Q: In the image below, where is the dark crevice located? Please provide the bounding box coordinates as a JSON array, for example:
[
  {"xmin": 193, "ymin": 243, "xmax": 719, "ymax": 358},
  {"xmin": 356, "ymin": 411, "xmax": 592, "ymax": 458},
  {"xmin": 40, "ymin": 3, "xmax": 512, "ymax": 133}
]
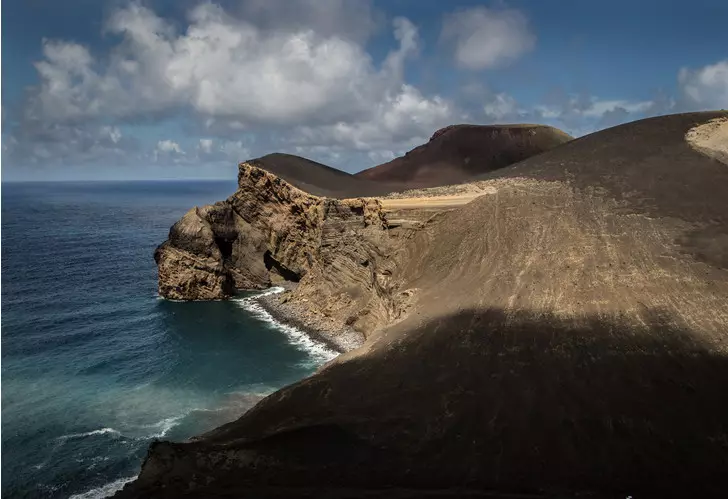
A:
[
  {"xmin": 215, "ymin": 237, "xmax": 234, "ymax": 259},
  {"xmin": 264, "ymin": 250, "xmax": 301, "ymax": 282}
]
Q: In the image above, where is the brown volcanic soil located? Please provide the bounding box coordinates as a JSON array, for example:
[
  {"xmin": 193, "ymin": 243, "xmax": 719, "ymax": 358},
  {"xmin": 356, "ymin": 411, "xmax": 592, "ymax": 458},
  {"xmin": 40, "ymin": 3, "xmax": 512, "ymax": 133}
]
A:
[
  {"xmin": 243, "ymin": 124, "xmax": 570, "ymax": 197},
  {"xmin": 355, "ymin": 124, "xmax": 572, "ymax": 188},
  {"xmin": 123, "ymin": 112, "xmax": 728, "ymax": 499},
  {"xmin": 247, "ymin": 153, "xmax": 399, "ymax": 198}
]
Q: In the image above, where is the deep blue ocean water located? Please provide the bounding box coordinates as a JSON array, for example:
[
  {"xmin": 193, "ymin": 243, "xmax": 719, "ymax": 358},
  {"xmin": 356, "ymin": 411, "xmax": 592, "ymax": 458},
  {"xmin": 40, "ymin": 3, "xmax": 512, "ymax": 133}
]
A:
[{"xmin": 1, "ymin": 181, "xmax": 335, "ymax": 498}]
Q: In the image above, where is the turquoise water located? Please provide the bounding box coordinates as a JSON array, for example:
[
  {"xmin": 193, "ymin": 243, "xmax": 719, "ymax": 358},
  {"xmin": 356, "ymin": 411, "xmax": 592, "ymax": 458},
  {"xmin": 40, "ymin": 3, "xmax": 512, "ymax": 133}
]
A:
[{"xmin": 1, "ymin": 181, "xmax": 335, "ymax": 498}]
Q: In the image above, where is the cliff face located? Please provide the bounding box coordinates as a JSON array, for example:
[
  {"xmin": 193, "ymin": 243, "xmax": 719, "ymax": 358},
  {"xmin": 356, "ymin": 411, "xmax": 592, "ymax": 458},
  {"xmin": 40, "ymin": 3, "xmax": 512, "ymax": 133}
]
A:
[{"xmin": 155, "ymin": 163, "xmax": 408, "ymax": 334}]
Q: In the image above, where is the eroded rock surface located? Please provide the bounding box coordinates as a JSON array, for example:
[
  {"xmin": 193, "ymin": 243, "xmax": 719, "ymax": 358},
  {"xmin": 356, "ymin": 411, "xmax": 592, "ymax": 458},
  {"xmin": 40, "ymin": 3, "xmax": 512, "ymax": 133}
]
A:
[{"xmin": 155, "ymin": 163, "xmax": 410, "ymax": 335}]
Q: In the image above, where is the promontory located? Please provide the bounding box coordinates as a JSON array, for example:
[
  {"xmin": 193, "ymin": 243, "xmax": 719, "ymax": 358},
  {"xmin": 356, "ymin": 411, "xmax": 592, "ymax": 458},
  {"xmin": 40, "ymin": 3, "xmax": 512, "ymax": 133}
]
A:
[{"xmin": 120, "ymin": 113, "xmax": 728, "ymax": 498}]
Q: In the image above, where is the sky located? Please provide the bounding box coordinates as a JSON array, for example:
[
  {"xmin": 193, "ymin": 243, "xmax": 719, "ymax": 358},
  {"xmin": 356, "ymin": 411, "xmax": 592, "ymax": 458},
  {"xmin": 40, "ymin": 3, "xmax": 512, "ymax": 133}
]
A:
[{"xmin": 1, "ymin": 0, "xmax": 727, "ymax": 181}]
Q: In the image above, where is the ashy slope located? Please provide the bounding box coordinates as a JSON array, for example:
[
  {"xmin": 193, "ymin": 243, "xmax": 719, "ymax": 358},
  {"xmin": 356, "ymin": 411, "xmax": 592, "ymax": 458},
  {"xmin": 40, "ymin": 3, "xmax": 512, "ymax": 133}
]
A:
[
  {"xmin": 129, "ymin": 112, "xmax": 728, "ymax": 498},
  {"xmin": 246, "ymin": 153, "xmax": 398, "ymax": 198},
  {"xmin": 355, "ymin": 124, "xmax": 572, "ymax": 188}
]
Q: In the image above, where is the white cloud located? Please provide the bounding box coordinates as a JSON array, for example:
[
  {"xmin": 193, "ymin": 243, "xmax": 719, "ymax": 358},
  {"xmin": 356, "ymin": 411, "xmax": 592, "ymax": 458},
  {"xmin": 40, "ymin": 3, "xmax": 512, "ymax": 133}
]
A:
[
  {"xmin": 14, "ymin": 2, "xmax": 725, "ymax": 176},
  {"xmin": 10, "ymin": 1, "xmax": 458, "ymax": 172},
  {"xmin": 237, "ymin": 0, "xmax": 381, "ymax": 44},
  {"xmin": 2, "ymin": 122, "xmax": 140, "ymax": 166},
  {"xmin": 218, "ymin": 140, "xmax": 250, "ymax": 162},
  {"xmin": 2, "ymin": 136, "xmax": 18, "ymax": 154},
  {"xmin": 101, "ymin": 126, "xmax": 122, "ymax": 144},
  {"xmin": 679, "ymin": 60, "xmax": 728, "ymax": 109},
  {"xmin": 198, "ymin": 138, "xmax": 214, "ymax": 154},
  {"xmin": 24, "ymin": 3, "xmax": 429, "ymax": 131},
  {"xmin": 290, "ymin": 84, "xmax": 458, "ymax": 152},
  {"xmin": 483, "ymin": 93, "xmax": 520, "ymax": 120},
  {"xmin": 581, "ymin": 99, "xmax": 653, "ymax": 118},
  {"xmin": 441, "ymin": 7, "xmax": 535, "ymax": 70},
  {"xmin": 195, "ymin": 138, "xmax": 252, "ymax": 163},
  {"xmin": 534, "ymin": 96, "xmax": 653, "ymax": 124},
  {"xmin": 156, "ymin": 140, "xmax": 184, "ymax": 154},
  {"xmin": 367, "ymin": 150, "xmax": 396, "ymax": 163},
  {"xmin": 154, "ymin": 139, "xmax": 186, "ymax": 162}
]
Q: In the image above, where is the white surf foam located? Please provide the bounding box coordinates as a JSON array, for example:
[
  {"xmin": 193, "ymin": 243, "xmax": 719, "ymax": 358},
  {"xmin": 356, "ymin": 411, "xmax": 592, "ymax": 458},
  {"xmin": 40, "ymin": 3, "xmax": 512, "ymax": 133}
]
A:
[
  {"xmin": 234, "ymin": 287, "xmax": 337, "ymax": 364},
  {"xmin": 141, "ymin": 414, "xmax": 185, "ymax": 439},
  {"xmin": 58, "ymin": 414, "xmax": 186, "ymax": 443},
  {"xmin": 57, "ymin": 428, "xmax": 121, "ymax": 441},
  {"xmin": 69, "ymin": 475, "xmax": 137, "ymax": 499}
]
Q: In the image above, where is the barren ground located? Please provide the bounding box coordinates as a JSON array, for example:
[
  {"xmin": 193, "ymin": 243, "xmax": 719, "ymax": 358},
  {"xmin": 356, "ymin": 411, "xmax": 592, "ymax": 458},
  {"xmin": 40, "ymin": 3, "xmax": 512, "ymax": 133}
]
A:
[{"xmin": 686, "ymin": 117, "xmax": 728, "ymax": 165}]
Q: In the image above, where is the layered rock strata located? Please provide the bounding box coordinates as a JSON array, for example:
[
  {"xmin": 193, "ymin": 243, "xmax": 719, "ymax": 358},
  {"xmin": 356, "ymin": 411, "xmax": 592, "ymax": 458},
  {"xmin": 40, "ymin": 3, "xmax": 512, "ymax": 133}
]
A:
[{"xmin": 155, "ymin": 163, "xmax": 412, "ymax": 335}]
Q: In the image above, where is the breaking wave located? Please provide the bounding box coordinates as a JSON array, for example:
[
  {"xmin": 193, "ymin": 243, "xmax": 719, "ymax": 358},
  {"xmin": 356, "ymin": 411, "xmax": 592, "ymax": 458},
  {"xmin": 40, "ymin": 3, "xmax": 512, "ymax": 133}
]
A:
[
  {"xmin": 69, "ymin": 475, "xmax": 137, "ymax": 499},
  {"xmin": 234, "ymin": 287, "xmax": 338, "ymax": 364}
]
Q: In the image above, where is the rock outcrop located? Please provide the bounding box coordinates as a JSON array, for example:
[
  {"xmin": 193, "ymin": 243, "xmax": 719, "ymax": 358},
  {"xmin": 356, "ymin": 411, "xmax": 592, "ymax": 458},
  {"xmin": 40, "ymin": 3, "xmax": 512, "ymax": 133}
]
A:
[
  {"xmin": 134, "ymin": 112, "xmax": 728, "ymax": 499},
  {"xmin": 155, "ymin": 163, "xmax": 409, "ymax": 334}
]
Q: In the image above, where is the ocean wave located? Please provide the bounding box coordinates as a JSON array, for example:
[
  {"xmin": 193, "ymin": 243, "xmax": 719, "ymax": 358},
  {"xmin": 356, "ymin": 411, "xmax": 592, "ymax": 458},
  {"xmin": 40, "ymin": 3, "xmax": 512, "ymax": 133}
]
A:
[
  {"xmin": 57, "ymin": 428, "xmax": 121, "ymax": 441},
  {"xmin": 137, "ymin": 414, "xmax": 186, "ymax": 439},
  {"xmin": 234, "ymin": 287, "xmax": 337, "ymax": 364},
  {"xmin": 155, "ymin": 294, "xmax": 186, "ymax": 303},
  {"xmin": 57, "ymin": 414, "xmax": 184, "ymax": 443},
  {"xmin": 68, "ymin": 475, "xmax": 137, "ymax": 499}
]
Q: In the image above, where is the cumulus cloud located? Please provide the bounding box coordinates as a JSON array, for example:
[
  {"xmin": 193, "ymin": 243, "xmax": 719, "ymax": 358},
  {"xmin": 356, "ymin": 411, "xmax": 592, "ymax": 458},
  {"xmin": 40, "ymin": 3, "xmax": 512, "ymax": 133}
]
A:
[
  {"xmin": 580, "ymin": 99, "xmax": 653, "ymax": 118},
  {"xmin": 6, "ymin": 1, "xmax": 460, "ymax": 171},
  {"xmin": 290, "ymin": 84, "xmax": 458, "ymax": 152},
  {"xmin": 198, "ymin": 138, "xmax": 214, "ymax": 154},
  {"xmin": 101, "ymin": 126, "xmax": 122, "ymax": 144},
  {"xmin": 10, "ymin": 0, "xmax": 725, "ymax": 176},
  {"xmin": 526, "ymin": 93, "xmax": 656, "ymax": 135},
  {"xmin": 153, "ymin": 139, "xmax": 186, "ymax": 163},
  {"xmin": 483, "ymin": 93, "xmax": 520, "ymax": 120},
  {"xmin": 441, "ymin": 7, "xmax": 535, "ymax": 70},
  {"xmin": 678, "ymin": 60, "xmax": 728, "ymax": 109},
  {"xmin": 236, "ymin": 0, "xmax": 381, "ymax": 44},
  {"xmin": 218, "ymin": 140, "xmax": 251, "ymax": 162},
  {"xmin": 3, "ymin": 121, "xmax": 139, "ymax": 166},
  {"xmin": 156, "ymin": 140, "xmax": 184, "ymax": 154},
  {"xmin": 196, "ymin": 138, "xmax": 252, "ymax": 164},
  {"xmin": 24, "ymin": 3, "xmax": 432, "ymax": 130}
]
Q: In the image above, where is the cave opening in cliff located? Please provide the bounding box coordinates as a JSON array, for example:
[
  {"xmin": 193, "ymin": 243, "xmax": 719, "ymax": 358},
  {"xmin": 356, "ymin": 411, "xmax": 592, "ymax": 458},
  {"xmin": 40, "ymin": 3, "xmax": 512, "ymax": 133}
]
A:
[
  {"xmin": 264, "ymin": 250, "xmax": 301, "ymax": 282},
  {"xmin": 215, "ymin": 237, "xmax": 234, "ymax": 259}
]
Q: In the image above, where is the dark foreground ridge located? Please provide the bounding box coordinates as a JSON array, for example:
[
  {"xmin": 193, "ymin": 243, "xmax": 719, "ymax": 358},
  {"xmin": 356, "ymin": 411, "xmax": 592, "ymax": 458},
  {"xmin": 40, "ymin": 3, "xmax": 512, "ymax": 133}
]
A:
[
  {"xmin": 121, "ymin": 309, "xmax": 728, "ymax": 499},
  {"xmin": 134, "ymin": 112, "xmax": 728, "ymax": 498}
]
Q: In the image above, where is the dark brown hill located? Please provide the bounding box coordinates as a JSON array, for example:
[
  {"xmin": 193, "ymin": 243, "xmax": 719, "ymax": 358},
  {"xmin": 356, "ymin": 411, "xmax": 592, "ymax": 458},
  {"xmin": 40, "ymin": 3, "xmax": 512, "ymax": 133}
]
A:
[
  {"xmin": 246, "ymin": 153, "xmax": 396, "ymax": 198},
  {"xmin": 355, "ymin": 124, "xmax": 572, "ymax": 188}
]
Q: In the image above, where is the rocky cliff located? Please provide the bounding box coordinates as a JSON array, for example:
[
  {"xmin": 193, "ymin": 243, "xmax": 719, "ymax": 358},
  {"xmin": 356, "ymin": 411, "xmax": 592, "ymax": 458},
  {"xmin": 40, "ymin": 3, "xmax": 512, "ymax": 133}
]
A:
[
  {"xmin": 155, "ymin": 162, "xmax": 411, "ymax": 335},
  {"xmin": 133, "ymin": 112, "xmax": 728, "ymax": 499}
]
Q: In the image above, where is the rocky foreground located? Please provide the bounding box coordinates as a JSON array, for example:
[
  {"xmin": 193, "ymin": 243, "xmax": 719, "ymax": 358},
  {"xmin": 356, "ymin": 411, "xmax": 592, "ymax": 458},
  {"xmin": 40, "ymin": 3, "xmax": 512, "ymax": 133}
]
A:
[{"xmin": 124, "ymin": 112, "xmax": 728, "ymax": 498}]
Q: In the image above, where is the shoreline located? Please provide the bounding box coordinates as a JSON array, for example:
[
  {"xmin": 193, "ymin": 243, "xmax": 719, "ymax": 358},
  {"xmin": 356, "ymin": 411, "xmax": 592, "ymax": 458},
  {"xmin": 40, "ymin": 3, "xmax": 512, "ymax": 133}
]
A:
[{"xmin": 252, "ymin": 286, "xmax": 365, "ymax": 354}]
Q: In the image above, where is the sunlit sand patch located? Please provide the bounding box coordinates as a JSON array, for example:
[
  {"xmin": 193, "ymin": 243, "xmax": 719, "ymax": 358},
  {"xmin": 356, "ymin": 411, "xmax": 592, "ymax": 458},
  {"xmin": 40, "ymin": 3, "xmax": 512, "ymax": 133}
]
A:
[{"xmin": 686, "ymin": 116, "xmax": 728, "ymax": 165}]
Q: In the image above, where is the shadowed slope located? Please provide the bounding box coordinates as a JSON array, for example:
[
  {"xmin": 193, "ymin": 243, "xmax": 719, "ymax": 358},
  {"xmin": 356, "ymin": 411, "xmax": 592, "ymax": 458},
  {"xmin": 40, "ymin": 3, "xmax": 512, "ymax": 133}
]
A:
[
  {"xmin": 122, "ymin": 309, "xmax": 728, "ymax": 498},
  {"xmin": 355, "ymin": 125, "xmax": 572, "ymax": 188}
]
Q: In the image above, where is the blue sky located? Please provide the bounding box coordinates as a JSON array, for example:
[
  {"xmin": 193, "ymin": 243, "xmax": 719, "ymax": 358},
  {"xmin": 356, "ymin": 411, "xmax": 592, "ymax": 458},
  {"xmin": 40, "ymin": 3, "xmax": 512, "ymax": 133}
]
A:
[{"xmin": 2, "ymin": 0, "xmax": 727, "ymax": 181}]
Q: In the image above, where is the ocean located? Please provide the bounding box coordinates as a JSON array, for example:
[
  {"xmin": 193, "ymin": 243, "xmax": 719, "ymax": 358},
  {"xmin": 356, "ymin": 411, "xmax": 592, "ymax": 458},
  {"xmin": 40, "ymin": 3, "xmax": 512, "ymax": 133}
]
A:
[{"xmin": 1, "ymin": 181, "xmax": 336, "ymax": 498}]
